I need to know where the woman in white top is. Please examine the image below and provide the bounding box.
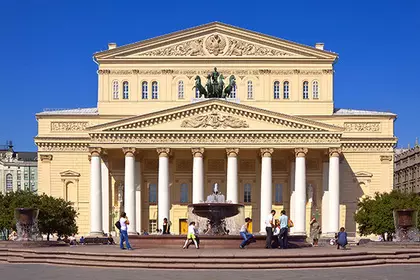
[119,212,133,250]
[183,222,199,249]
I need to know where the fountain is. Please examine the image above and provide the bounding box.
[14,208,41,241]
[393,209,420,242]
[188,183,244,235]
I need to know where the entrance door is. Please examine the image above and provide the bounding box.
[179,219,188,235]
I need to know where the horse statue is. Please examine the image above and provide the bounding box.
[205,74,214,97]
[193,76,208,98]
[223,75,236,98]
[216,74,225,98]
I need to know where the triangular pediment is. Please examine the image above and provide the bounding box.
[354,171,373,178]
[95,22,337,61]
[88,99,343,133]
[60,170,81,177]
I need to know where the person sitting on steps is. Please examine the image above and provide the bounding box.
[337,227,348,250]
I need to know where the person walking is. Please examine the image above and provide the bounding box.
[183,222,199,249]
[265,210,276,249]
[278,210,289,249]
[310,217,321,247]
[239,217,255,249]
[119,212,133,250]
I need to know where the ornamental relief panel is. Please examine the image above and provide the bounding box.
[343,122,381,133]
[51,122,88,132]
[181,111,249,129]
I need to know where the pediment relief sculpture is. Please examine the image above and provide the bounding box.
[60,170,81,177]
[181,110,249,129]
[137,33,296,57]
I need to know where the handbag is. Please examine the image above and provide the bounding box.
[288,219,294,228]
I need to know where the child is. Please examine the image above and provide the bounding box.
[337,227,348,250]
[183,222,199,249]
[239,217,255,249]
[272,219,281,248]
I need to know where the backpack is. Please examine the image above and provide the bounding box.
[115,220,121,230]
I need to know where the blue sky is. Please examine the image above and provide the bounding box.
[0,0,419,151]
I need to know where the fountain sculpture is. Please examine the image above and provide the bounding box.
[14,208,40,241]
[188,183,244,235]
[393,209,420,242]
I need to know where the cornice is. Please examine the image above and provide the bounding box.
[37,142,89,152]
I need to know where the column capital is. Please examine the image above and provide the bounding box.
[89,147,103,157]
[122,147,137,157]
[295,148,308,158]
[329,147,342,158]
[226,148,239,157]
[157,148,171,157]
[191,147,204,157]
[260,148,274,157]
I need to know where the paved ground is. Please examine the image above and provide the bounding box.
[1,263,420,280]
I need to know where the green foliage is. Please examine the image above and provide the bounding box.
[354,190,420,237]
[0,191,78,241]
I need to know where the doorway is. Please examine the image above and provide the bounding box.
[179,219,188,235]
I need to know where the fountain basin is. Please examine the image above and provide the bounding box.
[14,208,40,241]
[393,209,419,242]
[190,203,243,219]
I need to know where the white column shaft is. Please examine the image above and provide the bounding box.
[329,156,340,233]
[294,157,306,235]
[158,156,170,230]
[260,156,272,234]
[90,155,102,234]
[192,156,204,203]
[321,161,330,234]
[101,160,109,234]
[124,155,136,234]
[289,161,296,234]
[226,156,238,203]
[135,161,142,234]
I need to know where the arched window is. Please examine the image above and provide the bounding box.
[275,183,283,203]
[247,81,253,99]
[6,174,13,192]
[142,81,148,99]
[122,81,129,99]
[149,183,157,203]
[244,183,251,203]
[112,80,119,99]
[180,183,188,203]
[274,81,280,99]
[152,81,158,99]
[283,81,290,99]
[231,84,237,98]
[312,80,319,99]
[303,81,309,99]
[178,80,184,99]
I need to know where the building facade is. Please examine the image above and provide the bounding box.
[0,142,38,194]
[35,23,396,236]
[394,146,420,194]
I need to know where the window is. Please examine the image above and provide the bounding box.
[180,183,188,203]
[112,80,119,99]
[195,87,200,98]
[30,173,35,180]
[24,173,28,180]
[17,182,21,191]
[247,81,253,99]
[312,81,319,99]
[275,183,283,203]
[178,80,184,99]
[231,85,237,98]
[283,81,290,99]
[303,81,309,99]
[149,219,157,233]
[6,174,12,192]
[274,81,280,99]
[149,183,157,203]
[122,81,129,99]
[142,81,148,99]
[152,81,158,99]
[17,170,21,181]
[244,183,251,203]
[31,183,36,192]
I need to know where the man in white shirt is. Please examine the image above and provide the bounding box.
[265,210,276,249]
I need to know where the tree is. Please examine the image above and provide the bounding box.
[354,190,420,238]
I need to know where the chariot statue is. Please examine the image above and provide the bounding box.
[193,67,236,98]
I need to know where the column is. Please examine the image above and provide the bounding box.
[192,148,204,203]
[289,160,296,234]
[123,147,137,235]
[89,147,103,235]
[157,148,170,230]
[226,148,239,203]
[259,148,273,234]
[294,148,308,235]
[135,161,142,234]
[328,148,341,234]
[101,156,110,234]
[321,158,330,235]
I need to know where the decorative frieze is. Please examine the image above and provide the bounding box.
[181,110,249,129]
[37,142,89,152]
[342,142,395,153]
[51,122,88,132]
[344,122,381,133]
[39,154,53,162]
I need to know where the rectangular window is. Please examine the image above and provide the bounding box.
[148,219,157,233]
[244,183,251,203]
[30,173,35,180]
[275,183,283,204]
[180,183,188,203]
[24,173,29,180]
[149,183,157,203]
[17,171,21,181]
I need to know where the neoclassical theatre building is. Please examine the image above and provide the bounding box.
[35,22,396,237]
